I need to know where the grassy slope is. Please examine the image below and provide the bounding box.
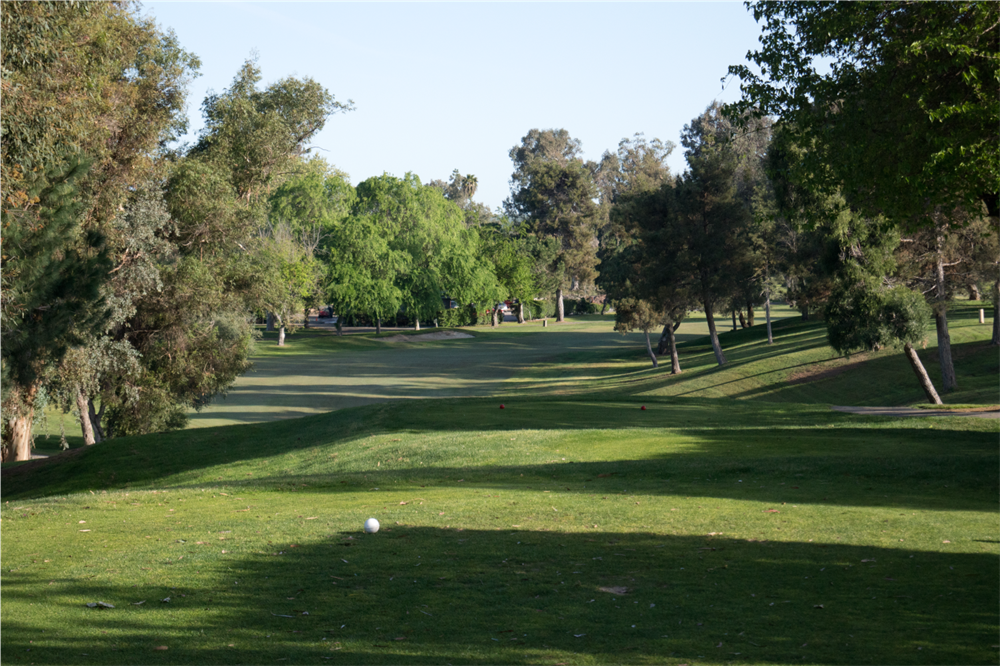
[4,302,997,665]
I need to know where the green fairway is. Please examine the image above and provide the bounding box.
[5,303,997,665]
[183,313,716,429]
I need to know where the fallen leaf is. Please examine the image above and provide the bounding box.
[399,502,407,505]
[132,600,146,606]
[394,637,406,641]
[161,597,171,603]
[764,509,780,513]
[942,540,951,544]
[79,529,92,532]
[305,517,318,520]
[86,601,114,609]
[154,646,169,651]
[861,559,876,563]
[574,634,586,638]
[598,586,628,595]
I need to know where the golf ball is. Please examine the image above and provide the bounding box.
[364,518,380,534]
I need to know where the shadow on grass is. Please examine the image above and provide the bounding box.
[1,529,995,665]
[4,397,996,512]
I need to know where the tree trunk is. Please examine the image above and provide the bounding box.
[599,301,608,316]
[1,383,39,461]
[738,310,748,329]
[556,289,565,322]
[765,283,774,345]
[704,302,727,366]
[491,309,498,327]
[747,305,755,327]
[933,222,956,391]
[517,302,525,324]
[76,387,96,446]
[266,312,275,331]
[969,284,981,301]
[376,318,382,335]
[904,342,942,405]
[414,317,420,331]
[335,318,343,336]
[278,325,286,347]
[800,305,810,321]
[302,307,310,329]
[656,324,671,355]
[2,412,34,462]
[88,398,106,442]
[992,279,999,346]
[731,309,737,331]
[644,329,658,368]
[666,320,681,375]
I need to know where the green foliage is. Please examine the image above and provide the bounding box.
[1,0,200,220]
[728,1,1000,221]
[573,298,599,315]
[106,256,256,436]
[527,300,545,320]
[330,173,493,327]
[269,156,355,253]
[254,221,324,342]
[613,297,662,334]
[0,158,109,390]
[505,129,601,293]
[437,307,475,328]
[191,55,352,210]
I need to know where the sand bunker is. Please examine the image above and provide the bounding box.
[377,331,474,343]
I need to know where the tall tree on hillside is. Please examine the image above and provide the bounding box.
[824,217,943,405]
[595,134,676,342]
[606,182,697,373]
[676,104,755,366]
[505,129,601,322]
[1,160,110,460]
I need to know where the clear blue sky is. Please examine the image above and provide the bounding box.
[146,2,763,211]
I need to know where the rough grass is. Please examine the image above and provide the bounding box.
[5,301,997,665]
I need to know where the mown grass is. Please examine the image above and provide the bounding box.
[4,301,997,665]
[4,398,997,664]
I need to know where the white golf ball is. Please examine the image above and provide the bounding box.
[364,518,380,534]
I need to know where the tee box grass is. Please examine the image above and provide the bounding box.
[3,303,997,664]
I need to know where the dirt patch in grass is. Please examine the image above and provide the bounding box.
[377,331,475,343]
[786,354,868,385]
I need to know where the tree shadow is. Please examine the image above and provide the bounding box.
[6,395,996,513]
[2,529,995,664]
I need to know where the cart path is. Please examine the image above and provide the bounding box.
[833,405,999,419]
